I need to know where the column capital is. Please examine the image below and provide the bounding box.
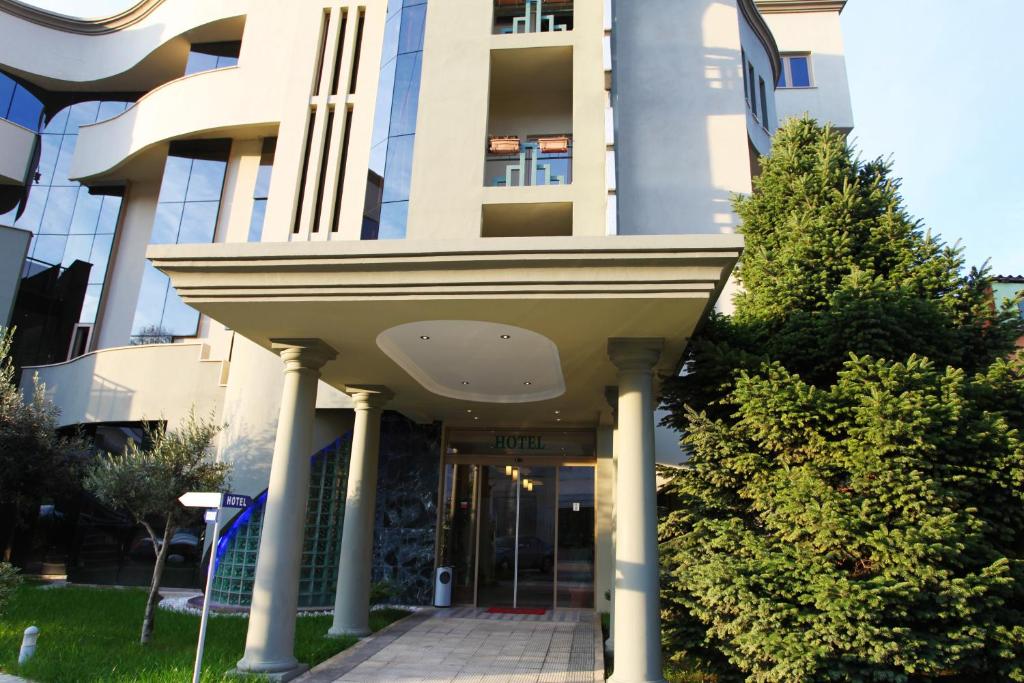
[608,338,664,373]
[270,338,338,371]
[344,385,394,411]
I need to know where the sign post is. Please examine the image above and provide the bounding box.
[179,491,252,683]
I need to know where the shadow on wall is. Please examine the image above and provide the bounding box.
[614,0,752,235]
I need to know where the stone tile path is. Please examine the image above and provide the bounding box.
[298,608,603,682]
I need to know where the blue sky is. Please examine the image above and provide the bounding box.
[23,0,1023,276]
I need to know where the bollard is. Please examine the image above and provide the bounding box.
[18,625,38,665]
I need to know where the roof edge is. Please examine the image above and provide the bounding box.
[0,0,164,35]
[754,0,847,14]
[739,0,782,83]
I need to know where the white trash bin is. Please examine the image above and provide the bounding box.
[434,566,453,607]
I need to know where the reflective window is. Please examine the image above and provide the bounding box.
[248,137,276,242]
[184,42,241,76]
[0,99,128,332]
[0,72,44,131]
[361,0,427,240]
[778,54,813,89]
[130,139,230,344]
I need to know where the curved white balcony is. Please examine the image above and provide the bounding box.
[0,117,35,185]
[22,342,227,429]
[70,66,281,182]
[0,0,248,92]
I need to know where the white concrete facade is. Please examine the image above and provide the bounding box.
[0,0,853,679]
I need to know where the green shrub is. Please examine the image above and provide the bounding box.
[0,562,22,615]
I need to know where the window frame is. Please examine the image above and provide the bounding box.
[778,53,814,89]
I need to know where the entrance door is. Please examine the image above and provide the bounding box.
[477,465,556,608]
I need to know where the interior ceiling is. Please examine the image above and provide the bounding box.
[200,296,710,429]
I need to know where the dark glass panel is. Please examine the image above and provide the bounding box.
[14,186,49,232]
[61,233,94,268]
[159,156,192,203]
[160,289,200,336]
[30,234,66,265]
[185,158,227,202]
[65,101,100,131]
[69,187,103,234]
[52,134,78,186]
[38,186,77,234]
[378,201,408,239]
[389,52,422,137]
[150,202,184,244]
[88,233,114,284]
[789,56,811,87]
[398,4,426,54]
[131,263,171,336]
[8,86,43,130]
[556,466,594,608]
[177,201,219,244]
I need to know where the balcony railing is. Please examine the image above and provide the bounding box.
[486,136,572,187]
[494,0,573,34]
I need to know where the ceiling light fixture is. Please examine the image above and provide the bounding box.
[419,335,430,340]
[461,381,470,385]
[523,381,532,386]
[500,334,511,340]
[554,410,560,415]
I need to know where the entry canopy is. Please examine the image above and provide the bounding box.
[149,235,742,428]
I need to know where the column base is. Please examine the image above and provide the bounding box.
[229,663,309,682]
[327,625,371,638]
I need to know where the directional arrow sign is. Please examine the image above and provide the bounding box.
[179,491,222,509]
[222,493,253,509]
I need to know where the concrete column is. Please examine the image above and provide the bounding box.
[235,339,336,681]
[608,338,666,683]
[328,386,393,637]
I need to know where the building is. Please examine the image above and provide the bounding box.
[0,0,852,680]
[992,275,1024,347]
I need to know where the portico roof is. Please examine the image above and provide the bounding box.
[149,234,742,428]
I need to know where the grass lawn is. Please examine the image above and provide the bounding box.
[0,584,409,682]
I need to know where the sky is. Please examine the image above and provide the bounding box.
[22,0,1024,277]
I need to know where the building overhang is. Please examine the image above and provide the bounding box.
[754,0,847,14]
[149,235,742,428]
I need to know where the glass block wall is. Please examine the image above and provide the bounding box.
[210,434,352,608]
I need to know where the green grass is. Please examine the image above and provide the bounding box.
[0,585,410,682]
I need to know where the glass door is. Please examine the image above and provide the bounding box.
[477,465,556,608]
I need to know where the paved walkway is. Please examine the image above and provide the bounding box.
[298,608,603,683]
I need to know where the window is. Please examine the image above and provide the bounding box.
[759,77,769,130]
[748,63,757,118]
[741,49,749,104]
[247,137,276,242]
[184,42,241,76]
[130,139,230,344]
[778,54,813,89]
[0,72,44,131]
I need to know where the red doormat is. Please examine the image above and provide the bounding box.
[486,607,547,615]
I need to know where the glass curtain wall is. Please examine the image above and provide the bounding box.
[361,0,427,240]
[130,139,230,344]
[1,99,128,330]
[247,137,276,242]
[0,72,44,131]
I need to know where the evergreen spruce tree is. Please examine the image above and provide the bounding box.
[659,118,1024,682]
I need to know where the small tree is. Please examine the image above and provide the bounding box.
[0,327,83,560]
[85,410,229,644]
[0,561,21,616]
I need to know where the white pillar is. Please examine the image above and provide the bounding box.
[235,339,336,680]
[328,386,392,637]
[608,338,666,683]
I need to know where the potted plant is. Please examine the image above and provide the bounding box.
[538,135,570,154]
[489,135,520,154]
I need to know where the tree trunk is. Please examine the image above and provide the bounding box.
[140,520,174,645]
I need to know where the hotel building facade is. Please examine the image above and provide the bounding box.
[0,0,853,679]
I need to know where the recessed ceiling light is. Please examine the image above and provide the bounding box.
[523,381,532,386]
[473,416,479,420]
[461,381,470,385]
[500,334,511,340]
[556,418,562,422]
[554,410,560,415]
[419,335,430,340]
[466,409,473,413]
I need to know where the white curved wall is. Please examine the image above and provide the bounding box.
[739,10,777,155]
[0,117,35,184]
[0,1,249,91]
[22,342,227,429]
[71,66,281,181]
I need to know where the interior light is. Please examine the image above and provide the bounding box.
[466,409,473,413]
[461,381,471,385]
[527,482,534,492]
[554,410,560,415]
[500,334,511,340]
[556,418,562,422]
[505,465,513,476]
[419,335,430,340]
[512,469,519,481]
[523,381,532,386]
[473,416,479,421]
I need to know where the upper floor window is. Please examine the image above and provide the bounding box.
[248,137,276,242]
[778,54,813,89]
[748,63,758,118]
[759,77,769,130]
[185,42,241,76]
[0,72,44,131]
